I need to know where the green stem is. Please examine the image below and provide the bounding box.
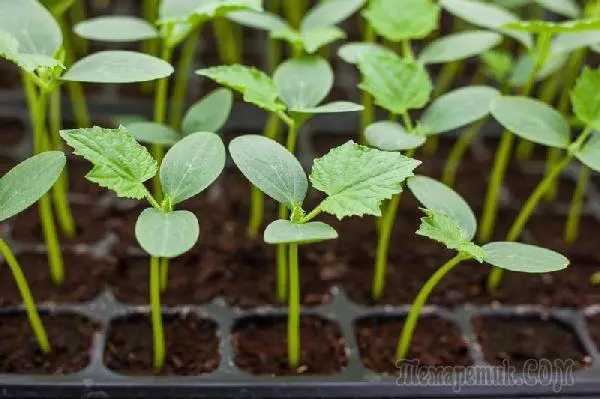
[140,0,160,93]
[442,119,486,187]
[401,40,414,62]
[543,147,562,201]
[169,27,200,131]
[396,253,465,361]
[432,61,461,99]
[150,256,165,372]
[159,257,169,292]
[565,166,590,243]
[360,23,376,144]
[69,0,88,56]
[373,193,400,300]
[213,18,241,64]
[288,243,300,368]
[283,0,306,29]
[267,1,282,73]
[277,204,288,303]
[0,238,51,353]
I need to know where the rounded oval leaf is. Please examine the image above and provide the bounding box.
[407,175,477,241]
[0,152,66,222]
[509,52,568,87]
[301,0,366,30]
[264,220,338,244]
[274,56,333,110]
[127,122,180,145]
[366,121,426,151]
[491,96,571,149]
[575,134,600,173]
[160,132,225,205]
[291,101,363,114]
[227,10,289,31]
[338,42,395,65]
[182,88,233,135]
[74,16,158,42]
[418,86,500,135]
[135,208,200,258]
[63,51,174,83]
[363,0,440,42]
[229,135,308,209]
[482,242,569,273]
[551,31,600,55]
[419,30,502,64]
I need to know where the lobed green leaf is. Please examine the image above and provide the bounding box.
[264,220,338,244]
[482,242,569,273]
[182,88,233,135]
[135,208,199,258]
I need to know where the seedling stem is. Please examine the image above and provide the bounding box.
[288,243,300,368]
[565,166,590,243]
[150,255,165,372]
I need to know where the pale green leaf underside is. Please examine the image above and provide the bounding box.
[227,9,290,31]
[358,53,432,114]
[160,132,226,205]
[196,65,285,113]
[418,86,500,135]
[310,141,421,219]
[229,135,308,210]
[407,175,477,240]
[491,96,571,149]
[60,126,158,199]
[551,31,600,55]
[264,220,338,244]
[126,122,180,145]
[63,51,174,83]
[0,152,65,222]
[290,101,363,114]
[135,208,199,258]
[576,134,600,173]
[74,16,158,43]
[274,56,333,109]
[182,88,233,135]
[363,0,440,42]
[365,121,426,151]
[301,0,366,30]
[482,242,569,273]
[419,30,502,64]
[571,67,600,131]
[337,42,395,65]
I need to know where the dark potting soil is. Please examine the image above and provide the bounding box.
[232,316,348,376]
[355,316,472,374]
[68,157,108,197]
[104,314,220,376]
[0,313,97,374]
[0,154,15,175]
[473,316,590,371]
[0,252,114,306]
[0,117,25,147]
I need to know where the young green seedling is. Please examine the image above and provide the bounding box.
[229,134,420,368]
[361,51,500,299]
[0,0,173,284]
[396,175,569,362]
[486,66,600,292]
[60,126,225,372]
[0,151,67,354]
[197,59,363,301]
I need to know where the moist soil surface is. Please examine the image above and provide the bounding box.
[0,313,97,374]
[104,314,220,376]
[232,316,348,376]
[473,316,590,371]
[355,316,472,374]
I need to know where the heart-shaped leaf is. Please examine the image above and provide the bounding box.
[182,88,233,135]
[229,135,308,210]
[491,96,571,148]
[135,208,199,258]
[365,121,426,151]
[0,152,66,222]
[264,220,338,244]
[160,132,225,205]
[571,67,600,131]
[274,56,333,110]
[363,0,440,41]
[482,242,569,273]
[301,0,366,30]
[338,42,395,65]
[74,16,158,42]
[418,86,500,135]
[419,30,502,64]
[407,175,477,240]
[126,122,180,145]
[63,51,174,83]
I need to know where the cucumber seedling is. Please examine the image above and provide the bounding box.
[61,126,225,372]
[0,151,67,354]
[229,135,420,367]
[396,175,569,362]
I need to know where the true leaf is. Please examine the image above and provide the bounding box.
[337,42,395,65]
[182,88,233,135]
[196,65,285,113]
[491,96,571,148]
[571,67,600,131]
[0,152,65,222]
[229,135,308,210]
[301,0,366,30]
[407,175,477,240]
[440,0,532,48]
[291,101,363,114]
[135,208,199,258]
[126,122,180,145]
[274,56,333,109]
[74,16,159,43]
[362,0,440,41]
[418,86,500,135]
[416,209,486,262]
[358,53,432,114]
[301,26,346,54]
[482,242,569,273]
[60,126,158,199]
[419,30,502,64]
[264,220,338,244]
[575,134,600,173]
[310,141,421,219]
[227,9,290,31]
[534,0,580,18]
[365,121,426,151]
[63,51,174,83]
[160,132,226,205]
[504,19,600,34]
